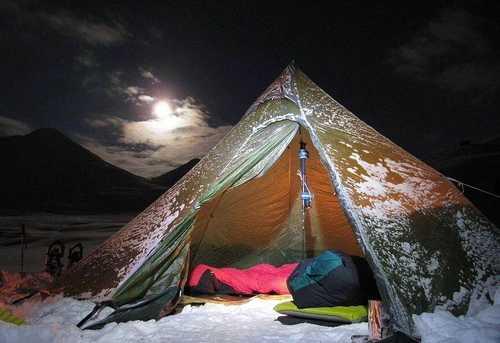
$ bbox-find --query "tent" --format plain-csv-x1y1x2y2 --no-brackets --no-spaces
56,64,500,337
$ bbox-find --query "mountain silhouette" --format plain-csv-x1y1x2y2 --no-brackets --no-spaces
0,128,167,213
151,159,200,188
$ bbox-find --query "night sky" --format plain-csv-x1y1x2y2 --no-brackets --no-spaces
1,1,499,177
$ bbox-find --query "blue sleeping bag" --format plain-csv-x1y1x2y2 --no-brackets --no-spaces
287,250,376,308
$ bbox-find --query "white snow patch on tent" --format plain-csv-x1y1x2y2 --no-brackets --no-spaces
436,286,471,312
338,141,353,148
347,167,357,174
116,208,181,283
401,242,412,254
454,210,500,289
350,153,388,180
427,257,440,273
419,278,433,301
357,177,387,197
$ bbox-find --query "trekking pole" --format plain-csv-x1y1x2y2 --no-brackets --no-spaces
20,224,27,275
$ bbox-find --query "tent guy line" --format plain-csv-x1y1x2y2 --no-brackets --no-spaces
446,176,500,199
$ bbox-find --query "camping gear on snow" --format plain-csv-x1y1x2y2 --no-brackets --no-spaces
68,243,83,269
0,271,53,305
368,300,392,340
54,64,500,338
273,301,367,323
287,250,374,308
45,240,65,277
188,263,298,295
0,307,25,326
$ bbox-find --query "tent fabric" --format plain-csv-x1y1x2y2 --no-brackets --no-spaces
110,120,300,306
189,131,362,269
188,263,298,295
288,250,366,308
303,133,363,257
56,64,500,337
273,301,368,323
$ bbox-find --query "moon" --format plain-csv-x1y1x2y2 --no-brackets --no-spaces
149,100,184,132
153,100,172,119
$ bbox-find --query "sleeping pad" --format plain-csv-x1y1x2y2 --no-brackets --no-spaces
188,263,298,295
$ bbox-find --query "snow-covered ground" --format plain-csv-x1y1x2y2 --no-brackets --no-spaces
0,296,368,343
414,279,500,343
0,213,498,342
1,282,499,343
0,213,133,272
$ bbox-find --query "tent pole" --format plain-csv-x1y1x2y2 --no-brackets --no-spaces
299,134,306,259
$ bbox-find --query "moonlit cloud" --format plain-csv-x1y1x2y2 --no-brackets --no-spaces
106,70,157,105
138,95,155,103
125,86,143,97
0,116,32,136
139,67,161,83
390,8,500,93
78,135,165,177
75,50,99,68
82,98,232,177
85,116,124,128
2,3,230,177
0,1,129,47
109,70,123,86
39,11,129,46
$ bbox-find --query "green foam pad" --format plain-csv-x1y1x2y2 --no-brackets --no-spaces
274,301,368,323
0,308,25,326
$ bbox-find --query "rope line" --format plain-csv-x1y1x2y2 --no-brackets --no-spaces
446,177,500,199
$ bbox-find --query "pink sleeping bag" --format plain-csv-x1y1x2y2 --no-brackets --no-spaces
188,263,299,295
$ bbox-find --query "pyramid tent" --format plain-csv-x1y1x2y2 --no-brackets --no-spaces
57,65,500,336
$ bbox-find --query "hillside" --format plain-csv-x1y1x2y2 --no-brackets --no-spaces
0,128,166,213
151,159,200,188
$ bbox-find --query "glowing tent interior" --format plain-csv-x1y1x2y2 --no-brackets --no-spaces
55,64,500,337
